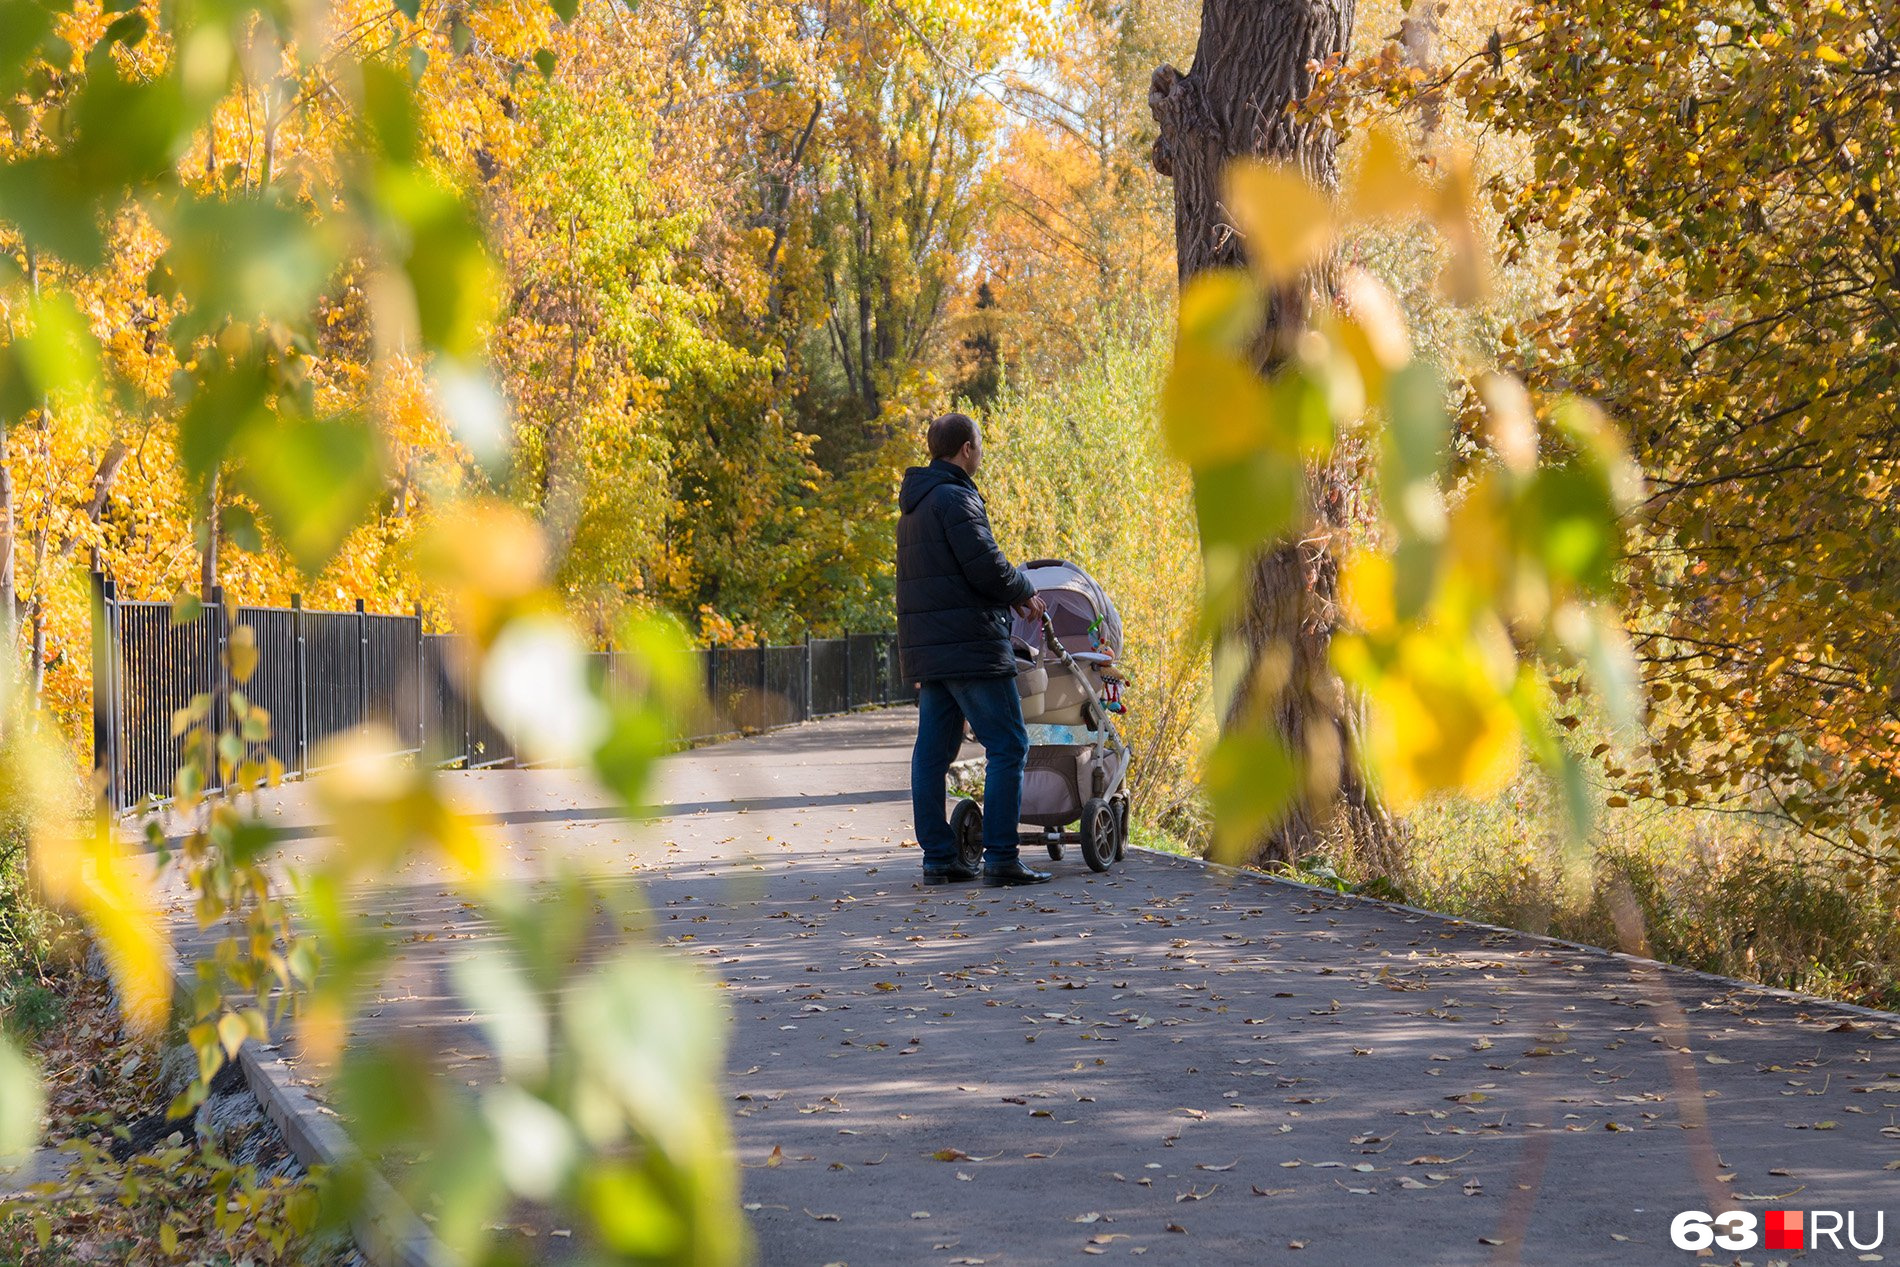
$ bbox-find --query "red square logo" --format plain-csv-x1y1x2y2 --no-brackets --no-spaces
1765,1210,1803,1251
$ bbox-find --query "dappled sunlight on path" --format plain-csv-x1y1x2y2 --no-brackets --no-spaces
165,711,1900,1265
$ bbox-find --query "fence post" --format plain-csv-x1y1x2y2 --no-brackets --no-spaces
211,583,229,750
292,594,308,779
705,639,719,719
104,576,121,809
757,640,768,729
843,629,853,711
413,601,425,754
88,570,116,812
461,637,473,769
881,633,891,706
803,629,813,723
354,598,369,733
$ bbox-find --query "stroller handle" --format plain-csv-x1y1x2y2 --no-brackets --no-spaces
1022,557,1077,572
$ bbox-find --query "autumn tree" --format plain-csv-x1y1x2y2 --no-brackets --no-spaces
1149,0,1396,863
971,0,1188,381
1331,0,1900,865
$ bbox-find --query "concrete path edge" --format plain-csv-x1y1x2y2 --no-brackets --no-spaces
159,947,453,1267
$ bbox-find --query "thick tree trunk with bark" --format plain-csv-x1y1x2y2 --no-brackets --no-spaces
1151,0,1396,867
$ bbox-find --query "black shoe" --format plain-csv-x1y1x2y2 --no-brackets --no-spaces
922,862,979,885
981,860,1054,887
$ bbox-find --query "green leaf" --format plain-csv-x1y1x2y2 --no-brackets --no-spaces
67,63,192,193
232,414,385,575
0,159,104,266
161,194,337,340
450,947,548,1081
100,13,147,48
176,349,272,485
548,0,579,20
533,48,558,78
1525,462,1619,592
585,1162,688,1256
376,167,497,359
1204,729,1299,864
361,60,418,164
1383,361,1448,507
0,293,101,427
219,502,264,555
482,1085,577,1202
0,1031,44,1164
1557,602,1642,738
1192,449,1301,552
0,1,54,98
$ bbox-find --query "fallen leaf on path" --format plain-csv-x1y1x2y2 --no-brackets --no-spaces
803,1209,840,1222
1195,1161,1238,1172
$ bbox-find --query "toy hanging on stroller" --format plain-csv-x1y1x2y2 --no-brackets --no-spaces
949,559,1132,873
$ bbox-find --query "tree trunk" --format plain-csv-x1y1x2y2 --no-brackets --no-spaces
201,470,221,602
0,459,14,659
1151,0,1396,867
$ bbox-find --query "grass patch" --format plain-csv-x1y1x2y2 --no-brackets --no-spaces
1384,774,1900,1011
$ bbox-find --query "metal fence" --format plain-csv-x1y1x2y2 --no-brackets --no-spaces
90,573,914,813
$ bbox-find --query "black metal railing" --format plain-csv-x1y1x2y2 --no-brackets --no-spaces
90,573,914,813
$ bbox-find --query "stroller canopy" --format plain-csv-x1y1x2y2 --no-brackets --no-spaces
1011,559,1123,658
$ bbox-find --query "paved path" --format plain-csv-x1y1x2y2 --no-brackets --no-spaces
170,711,1898,1265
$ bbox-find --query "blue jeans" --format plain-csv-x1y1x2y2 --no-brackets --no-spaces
912,677,1028,869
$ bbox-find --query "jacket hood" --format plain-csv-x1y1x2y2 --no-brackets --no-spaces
899,459,973,513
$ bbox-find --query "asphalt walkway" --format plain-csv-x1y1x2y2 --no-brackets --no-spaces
168,710,1899,1265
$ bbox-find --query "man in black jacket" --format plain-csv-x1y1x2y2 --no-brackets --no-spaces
896,412,1053,887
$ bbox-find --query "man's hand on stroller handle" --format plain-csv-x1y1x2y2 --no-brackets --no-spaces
1013,593,1048,620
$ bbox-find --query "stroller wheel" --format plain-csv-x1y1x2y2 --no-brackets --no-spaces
1046,838,1064,861
1114,799,1129,861
951,798,985,872
1080,797,1115,873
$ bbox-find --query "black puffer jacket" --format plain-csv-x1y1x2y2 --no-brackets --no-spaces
895,460,1036,682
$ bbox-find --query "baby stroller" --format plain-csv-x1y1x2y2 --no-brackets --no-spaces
950,560,1132,874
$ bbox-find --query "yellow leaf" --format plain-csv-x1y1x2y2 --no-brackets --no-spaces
227,623,259,684
1331,269,1411,397
1348,128,1430,221
1176,270,1261,350
1225,161,1335,286
1353,633,1523,812
1339,551,1396,636
1162,345,1268,469
217,1012,249,1059
32,818,169,1035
